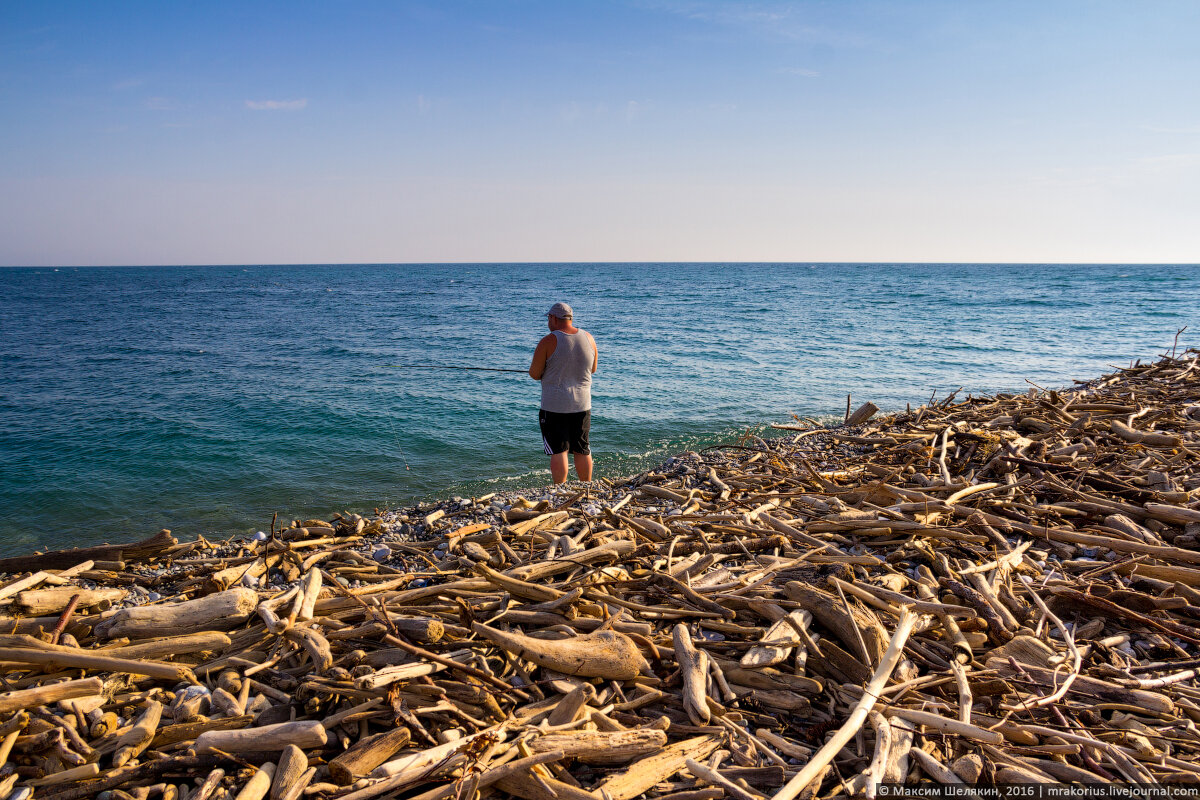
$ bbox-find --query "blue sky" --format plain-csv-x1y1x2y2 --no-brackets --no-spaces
2,1,1198,265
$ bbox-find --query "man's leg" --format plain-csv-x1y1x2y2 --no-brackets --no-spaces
549,451,569,483
573,452,593,481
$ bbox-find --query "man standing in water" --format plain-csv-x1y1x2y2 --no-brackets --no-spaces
529,302,598,483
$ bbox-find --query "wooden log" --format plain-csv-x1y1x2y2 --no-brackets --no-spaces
1143,502,1200,526
354,660,446,690
193,721,328,754
234,762,275,800
526,729,668,765
328,726,411,784
152,715,254,748
97,587,260,639
1110,420,1182,447
0,647,196,683
476,562,564,602
686,758,760,800
101,631,234,660
270,745,308,800
506,540,636,582
784,582,887,665
15,586,126,615
0,677,104,715
882,707,1004,744
594,734,722,800
846,402,879,426
0,571,55,603
740,610,810,668
112,700,164,767
370,728,508,787
494,770,598,800
294,569,323,624
672,623,711,725
207,557,269,592
344,748,565,800
471,622,649,680
0,530,176,573
27,762,101,787
987,659,1175,713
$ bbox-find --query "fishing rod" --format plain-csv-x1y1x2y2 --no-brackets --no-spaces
382,365,526,373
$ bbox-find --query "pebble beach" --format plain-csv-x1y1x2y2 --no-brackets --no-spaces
3,350,1200,799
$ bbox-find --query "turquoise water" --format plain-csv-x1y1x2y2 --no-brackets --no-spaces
1,263,1196,552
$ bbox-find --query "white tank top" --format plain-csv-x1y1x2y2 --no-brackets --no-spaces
540,330,593,413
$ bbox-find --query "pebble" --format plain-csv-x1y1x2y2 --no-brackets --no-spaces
177,684,210,701
372,545,392,561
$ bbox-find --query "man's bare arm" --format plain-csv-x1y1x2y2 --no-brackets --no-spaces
588,333,598,374
529,334,555,379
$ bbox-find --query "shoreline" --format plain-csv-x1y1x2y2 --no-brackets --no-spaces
2,349,1200,796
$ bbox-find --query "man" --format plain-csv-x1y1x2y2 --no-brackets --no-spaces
529,302,598,483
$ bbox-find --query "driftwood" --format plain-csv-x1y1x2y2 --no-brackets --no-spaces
470,621,649,680
328,726,411,784
96,587,261,639
0,530,176,573
193,721,328,754
0,677,104,715
3,349,1200,799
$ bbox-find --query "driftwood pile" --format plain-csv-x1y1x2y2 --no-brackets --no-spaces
3,349,1200,799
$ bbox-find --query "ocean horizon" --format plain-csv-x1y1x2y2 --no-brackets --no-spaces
1,262,1196,553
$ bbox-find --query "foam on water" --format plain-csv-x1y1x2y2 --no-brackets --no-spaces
0,262,1196,550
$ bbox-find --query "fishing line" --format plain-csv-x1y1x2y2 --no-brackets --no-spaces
381,365,525,373
384,416,411,471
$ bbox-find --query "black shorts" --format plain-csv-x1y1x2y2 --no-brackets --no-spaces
539,409,590,456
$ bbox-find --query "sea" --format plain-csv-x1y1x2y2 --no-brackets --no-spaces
1,263,1196,553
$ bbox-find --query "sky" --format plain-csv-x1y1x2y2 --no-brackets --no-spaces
2,0,1199,266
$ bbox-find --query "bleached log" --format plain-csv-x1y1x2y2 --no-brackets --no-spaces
112,700,164,767
672,624,710,725
1144,502,1200,526
284,626,333,672
1111,420,1182,447
152,715,254,748
0,677,104,715
471,621,648,680
27,762,101,787
15,587,126,615
270,744,308,800
0,646,196,683
740,610,810,668
234,762,276,800
101,631,234,660
595,735,722,800
193,720,328,754
784,582,887,665
97,587,260,639
293,569,322,624
0,572,55,604
344,749,566,800
526,729,667,764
